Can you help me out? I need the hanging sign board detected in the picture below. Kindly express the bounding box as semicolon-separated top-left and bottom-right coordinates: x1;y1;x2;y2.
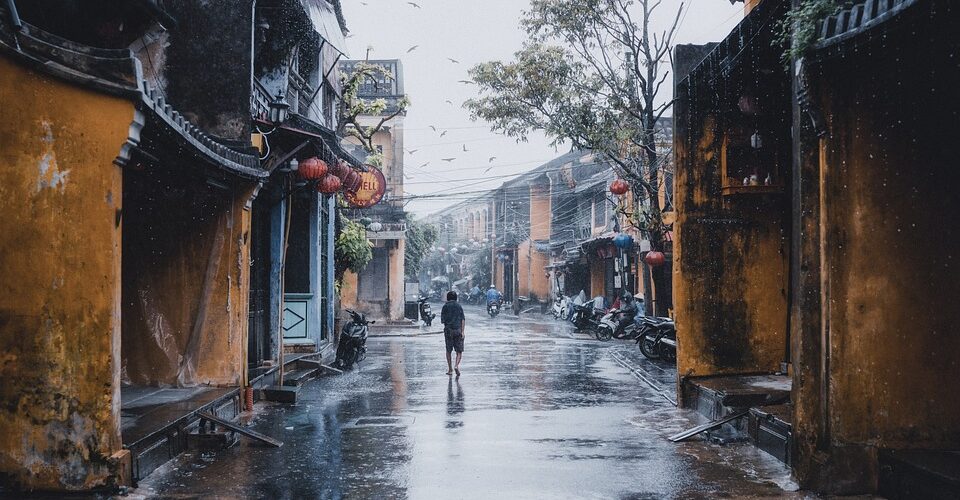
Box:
344;165;386;208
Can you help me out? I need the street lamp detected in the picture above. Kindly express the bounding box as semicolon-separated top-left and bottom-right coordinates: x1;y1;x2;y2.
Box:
268;91;290;123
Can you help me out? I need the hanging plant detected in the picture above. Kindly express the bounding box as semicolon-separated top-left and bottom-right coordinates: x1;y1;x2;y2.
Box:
334;216;372;281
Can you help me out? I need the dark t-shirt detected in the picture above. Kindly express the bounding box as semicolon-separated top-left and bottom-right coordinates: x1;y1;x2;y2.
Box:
440;300;464;331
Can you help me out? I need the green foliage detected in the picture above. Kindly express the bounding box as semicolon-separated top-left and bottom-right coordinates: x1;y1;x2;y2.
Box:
465;0;680;243
403;214;439;279
468;242;492;291
775;0;844;65
335;216;372;280
338;62;411;161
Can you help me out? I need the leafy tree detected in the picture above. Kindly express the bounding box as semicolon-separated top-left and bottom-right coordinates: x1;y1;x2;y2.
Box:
404;214;439;280
337;62;411;167
465;0;680;314
468;242;493;291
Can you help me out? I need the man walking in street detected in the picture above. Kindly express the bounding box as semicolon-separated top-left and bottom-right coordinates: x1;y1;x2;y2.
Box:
440;290;465;376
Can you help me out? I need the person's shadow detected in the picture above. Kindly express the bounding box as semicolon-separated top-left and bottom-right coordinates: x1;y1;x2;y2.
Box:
446;377;465;428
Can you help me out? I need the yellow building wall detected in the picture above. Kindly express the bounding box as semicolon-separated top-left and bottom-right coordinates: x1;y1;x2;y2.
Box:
673;112;789;381
590;259;605;299
516;240;550;301
0;56;133;490
121;181;254;387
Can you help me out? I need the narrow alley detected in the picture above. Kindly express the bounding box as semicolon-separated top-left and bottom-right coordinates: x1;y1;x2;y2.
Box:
135;308;798;499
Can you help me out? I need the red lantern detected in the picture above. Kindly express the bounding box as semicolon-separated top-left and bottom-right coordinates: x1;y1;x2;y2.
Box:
330;160;350;179
643;250;666;267
610;178;629;196
317;174;341;194
298;157;328;180
341;168;363;192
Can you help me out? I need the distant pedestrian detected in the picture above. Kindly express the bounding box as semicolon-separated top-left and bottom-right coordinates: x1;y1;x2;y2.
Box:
440;290;465;376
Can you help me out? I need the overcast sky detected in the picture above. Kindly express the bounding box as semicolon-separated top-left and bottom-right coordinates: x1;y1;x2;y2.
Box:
341;0;745;216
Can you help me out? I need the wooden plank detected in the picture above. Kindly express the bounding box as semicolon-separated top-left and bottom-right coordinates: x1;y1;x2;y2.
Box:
668;410;748;442
198;412;282;448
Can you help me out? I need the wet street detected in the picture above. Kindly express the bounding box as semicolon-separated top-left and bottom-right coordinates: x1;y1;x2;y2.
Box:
136;308;802;499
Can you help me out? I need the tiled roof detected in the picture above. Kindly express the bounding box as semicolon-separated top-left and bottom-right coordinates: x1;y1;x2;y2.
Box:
0;11;263;178
817;0;921;48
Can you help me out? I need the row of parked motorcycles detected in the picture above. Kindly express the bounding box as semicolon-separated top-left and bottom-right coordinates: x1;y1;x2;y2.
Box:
552;294;677;361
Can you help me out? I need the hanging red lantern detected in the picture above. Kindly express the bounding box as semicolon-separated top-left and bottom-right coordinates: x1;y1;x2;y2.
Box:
610;178;629;196
317;174;341;194
329;160;350;179
341;168;363;192
643;250;666;267
298;157;328;180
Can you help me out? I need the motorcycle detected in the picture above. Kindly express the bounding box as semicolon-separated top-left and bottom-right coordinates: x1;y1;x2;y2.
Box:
636;316;676;361
335;309;374;370
487;300;501;317
551;295;570;320
595;307;642;341
418;294;436;326
569;298;605;332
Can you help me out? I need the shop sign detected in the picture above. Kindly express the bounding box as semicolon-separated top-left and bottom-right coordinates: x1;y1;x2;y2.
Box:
345;166;386;208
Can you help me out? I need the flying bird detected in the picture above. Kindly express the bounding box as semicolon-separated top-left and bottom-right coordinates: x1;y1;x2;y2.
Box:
405;149;419;155
447;58;460;64
407;2;421;8
488;156;496;162
458;80;474;85
462;144;469;152
429;125;437;131
445;100;454;105
439;130;448;137
442;157;456;162
407;45;419;53
419;162;430;168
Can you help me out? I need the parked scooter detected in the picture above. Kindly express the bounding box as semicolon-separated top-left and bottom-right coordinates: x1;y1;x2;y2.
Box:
569;298;605;332
595;307;643;341
551;295;570;320
335;309;374;370
636;316;676;361
418;294;436;326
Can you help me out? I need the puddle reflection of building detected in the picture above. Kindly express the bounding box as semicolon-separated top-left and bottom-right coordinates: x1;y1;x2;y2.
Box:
446;377;465;429
389;341;408;413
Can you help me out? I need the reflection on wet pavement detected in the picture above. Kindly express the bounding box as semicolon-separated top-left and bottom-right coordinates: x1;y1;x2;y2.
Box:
135;308;802;499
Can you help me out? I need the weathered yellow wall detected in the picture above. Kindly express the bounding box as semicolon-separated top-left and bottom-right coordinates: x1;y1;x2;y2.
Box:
122;175;252;387
817;47;960;450
590;259;604;299
516;241;550;301
0;56;132;490
388;240;405;320
340;271;360;310
673;114;789;379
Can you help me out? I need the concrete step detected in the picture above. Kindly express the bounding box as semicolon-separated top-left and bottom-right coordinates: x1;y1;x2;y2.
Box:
281;367;319;387
261;385;299;404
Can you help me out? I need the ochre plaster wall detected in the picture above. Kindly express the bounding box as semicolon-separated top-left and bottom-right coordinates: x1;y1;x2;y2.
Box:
0;57;132;490
815;39;960;451
388;240;406;320
590;259;604;299
516;241;550;301
673;114;790;379
122;172;253;387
